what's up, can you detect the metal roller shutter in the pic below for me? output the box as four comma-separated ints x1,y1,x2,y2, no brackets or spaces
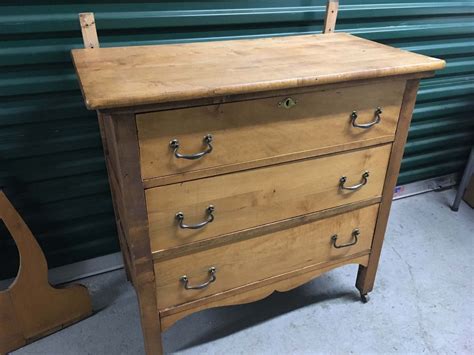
1,1,473,279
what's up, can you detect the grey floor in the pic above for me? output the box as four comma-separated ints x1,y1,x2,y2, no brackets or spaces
12,189,474,355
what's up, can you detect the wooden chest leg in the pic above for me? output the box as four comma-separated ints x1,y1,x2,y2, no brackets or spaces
135,281,163,355
356,79,420,298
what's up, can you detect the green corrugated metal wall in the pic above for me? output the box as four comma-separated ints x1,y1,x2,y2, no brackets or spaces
1,1,473,279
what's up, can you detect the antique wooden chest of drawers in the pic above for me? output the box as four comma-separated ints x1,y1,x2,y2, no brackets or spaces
72,32,444,353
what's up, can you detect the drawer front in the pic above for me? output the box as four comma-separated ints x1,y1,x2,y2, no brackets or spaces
137,80,405,183
147,144,391,252
154,204,379,309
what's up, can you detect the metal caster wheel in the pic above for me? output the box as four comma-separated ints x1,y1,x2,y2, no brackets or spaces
360,293,369,303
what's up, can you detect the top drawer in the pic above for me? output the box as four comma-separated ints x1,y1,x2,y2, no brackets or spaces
137,80,405,184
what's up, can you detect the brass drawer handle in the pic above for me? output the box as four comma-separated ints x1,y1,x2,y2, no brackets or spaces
175,205,215,230
331,229,360,249
169,134,213,160
339,171,369,191
180,267,217,290
351,107,382,129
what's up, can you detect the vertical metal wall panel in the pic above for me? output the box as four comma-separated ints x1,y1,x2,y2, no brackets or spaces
1,1,473,279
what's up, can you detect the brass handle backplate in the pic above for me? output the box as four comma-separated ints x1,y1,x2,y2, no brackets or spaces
180,267,217,290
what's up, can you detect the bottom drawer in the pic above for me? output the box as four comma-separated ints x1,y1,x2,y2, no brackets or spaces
154,204,379,309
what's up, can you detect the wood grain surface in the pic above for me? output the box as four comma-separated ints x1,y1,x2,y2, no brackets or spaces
159,254,369,330
152,198,381,262
0,191,92,354
137,80,405,183
323,0,339,34
71,33,445,110
99,114,163,355
356,79,421,295
154,204,378,309
147,144,391,252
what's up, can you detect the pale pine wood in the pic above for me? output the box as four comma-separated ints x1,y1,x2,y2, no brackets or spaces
154,205,378,309
323,0,339,34
71,32,445,110
152,197,381,262
112,73,435,115
356,79,420,295
137,80,405,183
160,253,368,320
78,13,99,49
160,254,369,330
99,114,163,355
72,17,445,351
0,191,92,354
147,144,391,252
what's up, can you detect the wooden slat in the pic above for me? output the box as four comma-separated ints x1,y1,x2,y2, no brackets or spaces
78,13,99,49
71,33,445,110
323,0,339,34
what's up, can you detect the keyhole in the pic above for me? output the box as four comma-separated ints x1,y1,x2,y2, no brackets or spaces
280,97,296,109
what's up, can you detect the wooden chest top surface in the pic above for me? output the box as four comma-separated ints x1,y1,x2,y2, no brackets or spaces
71,32,444,110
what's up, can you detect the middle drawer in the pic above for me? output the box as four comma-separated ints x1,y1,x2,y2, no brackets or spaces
146,144,391,252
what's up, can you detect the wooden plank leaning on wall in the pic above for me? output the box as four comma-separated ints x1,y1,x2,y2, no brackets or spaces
323,0,339,34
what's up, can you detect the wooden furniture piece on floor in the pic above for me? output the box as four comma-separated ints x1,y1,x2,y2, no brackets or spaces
0,191,92,354
72,8,444,353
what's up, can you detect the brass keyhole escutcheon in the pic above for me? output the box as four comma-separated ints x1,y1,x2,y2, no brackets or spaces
279,97,297,109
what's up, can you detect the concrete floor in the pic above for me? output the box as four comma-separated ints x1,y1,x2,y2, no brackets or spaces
12,189,474,354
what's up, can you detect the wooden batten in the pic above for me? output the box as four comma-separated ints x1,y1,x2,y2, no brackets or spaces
323,0,339,34
79,12,100,49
